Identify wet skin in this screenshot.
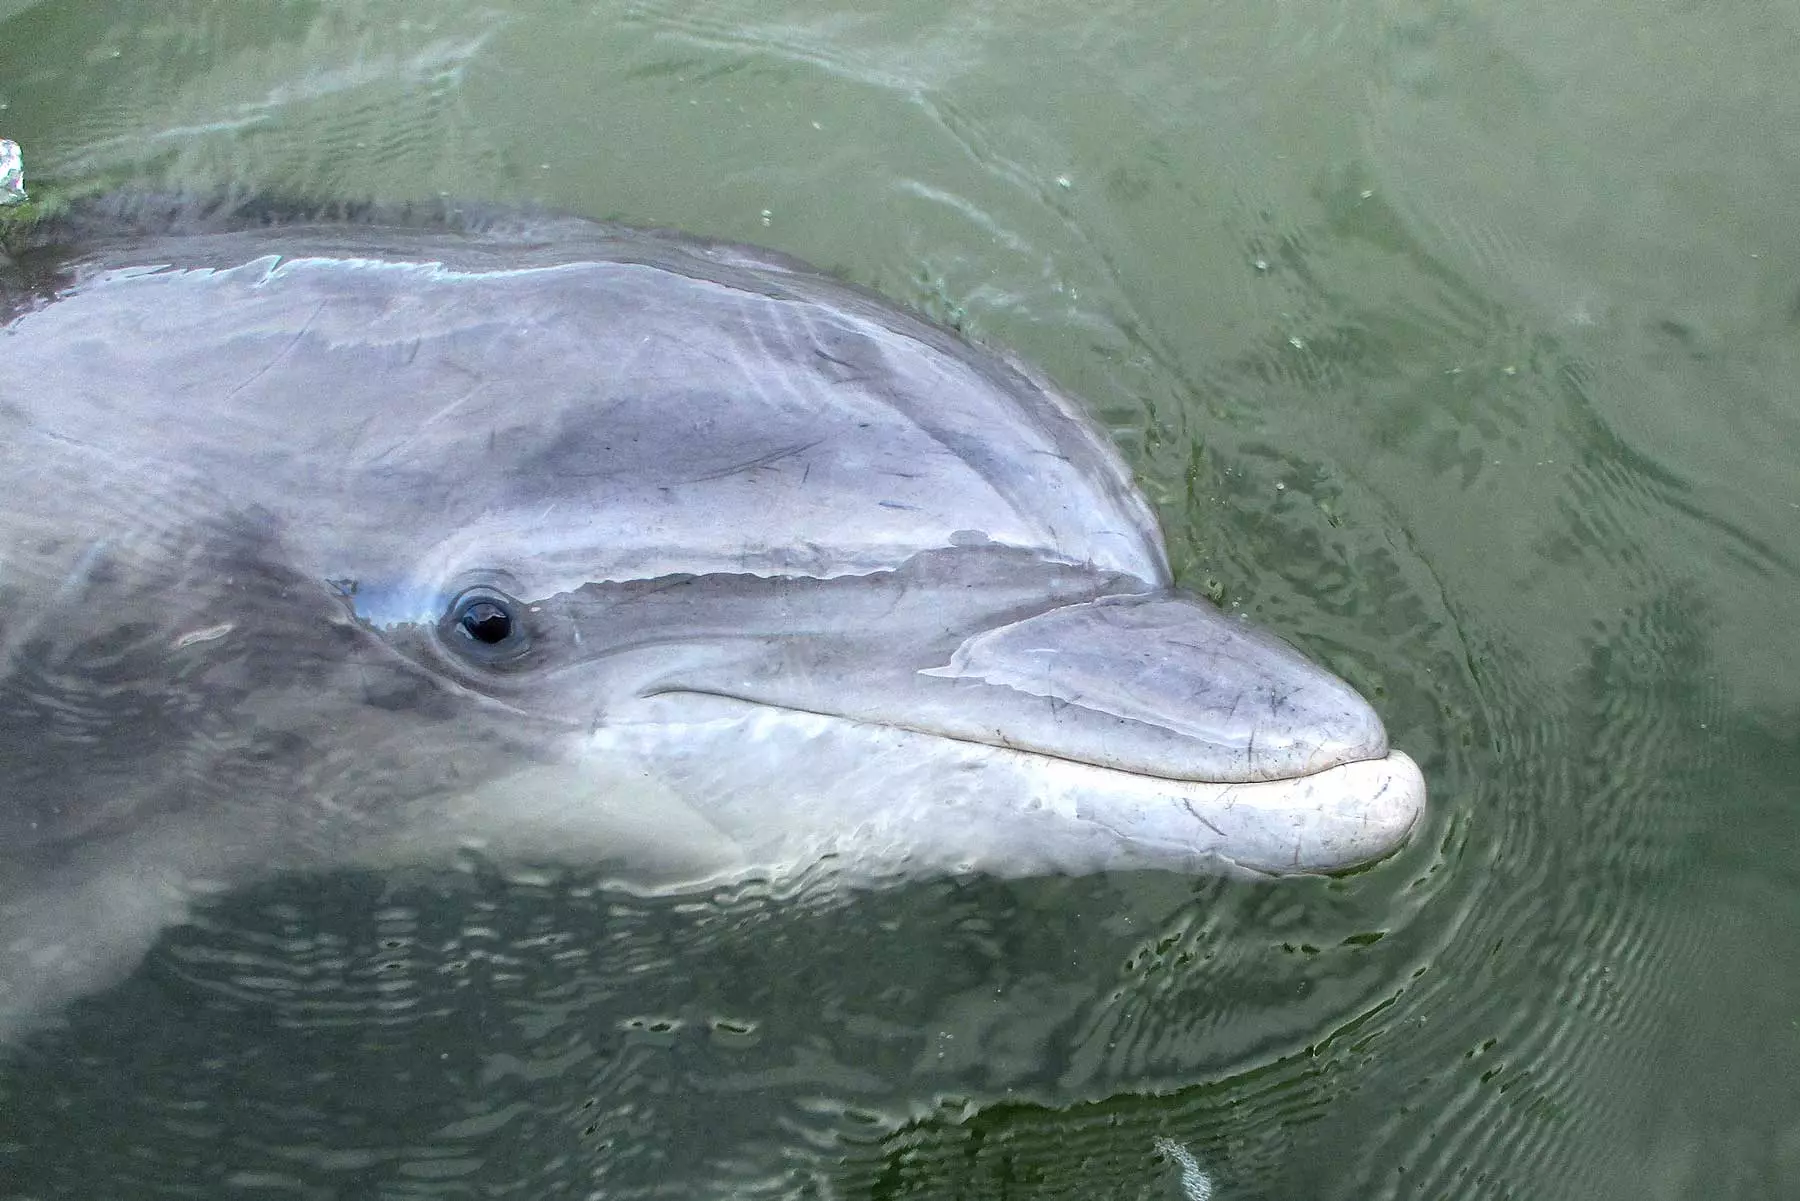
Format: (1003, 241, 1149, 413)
(0, 209, 1423, 1038)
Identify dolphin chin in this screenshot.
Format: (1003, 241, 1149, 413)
(0, 198, 1425, 1040)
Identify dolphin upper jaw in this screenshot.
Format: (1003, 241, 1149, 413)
(912, 591, 1392, 783)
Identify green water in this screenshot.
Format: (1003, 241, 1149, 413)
(3, 1, 1798, 1197)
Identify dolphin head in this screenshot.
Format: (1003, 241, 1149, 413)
(3, 217, 1423, 897)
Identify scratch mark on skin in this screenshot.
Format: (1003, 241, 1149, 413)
(1181, 799, 1226, 839)
(225, 299, 326, 403)
(365, 356, 493, 464)
(342, 412, 379, 458)
(686, 439, 823, 483)
(368, 375, 490, 464)
(417, 379, 488, 436)
(812, 348, 874, 385)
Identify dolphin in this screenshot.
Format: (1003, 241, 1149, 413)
(0, 203, 1423, 1038)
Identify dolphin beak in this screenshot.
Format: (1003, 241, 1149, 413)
(922, 593, 1388, 783)
(903, 592, 1426, 873)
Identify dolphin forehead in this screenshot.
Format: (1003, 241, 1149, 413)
(12, 234, 1168, 596)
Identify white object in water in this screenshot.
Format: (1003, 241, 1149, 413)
(1152, 1136, 1215, 1201)
(0, 139, 23, 204)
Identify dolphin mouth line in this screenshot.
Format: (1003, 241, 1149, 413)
(637, 686, 1385, 786)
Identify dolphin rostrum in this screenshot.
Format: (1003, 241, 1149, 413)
(0, 205, 1424, 1039)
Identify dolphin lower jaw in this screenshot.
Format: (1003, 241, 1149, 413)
(578, 693, 1425, 880)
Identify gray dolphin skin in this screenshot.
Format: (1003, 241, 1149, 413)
(0, 205, 1423, 1039)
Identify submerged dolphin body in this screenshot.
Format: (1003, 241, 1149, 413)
(0, 208, 1423, 1036)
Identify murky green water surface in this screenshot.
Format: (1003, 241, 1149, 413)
(3, 2, 1798, 1197)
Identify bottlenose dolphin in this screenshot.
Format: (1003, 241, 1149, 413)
(0, 204, 1423, 1038)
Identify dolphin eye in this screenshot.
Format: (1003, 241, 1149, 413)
(460, 600, 511, 644)
(441, 588, 531, 665)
